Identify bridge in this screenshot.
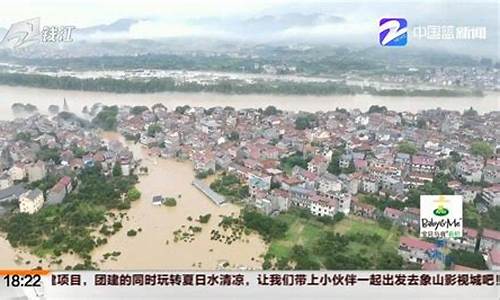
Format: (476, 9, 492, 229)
(192, 179, 226, 206)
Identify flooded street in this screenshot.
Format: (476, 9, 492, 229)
(92, 132, 266, 270)
(0, 234, 80, 269)
(0, 132, 267, 270)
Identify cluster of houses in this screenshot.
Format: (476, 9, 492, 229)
(115, 103, 499, 270)
(0, 113, 134, 215)
(397, 227, 500, 271)
(2, 102, 499, 271)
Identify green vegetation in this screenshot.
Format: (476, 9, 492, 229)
(295, 113, 318, 130)
(15, 132, 32, 142)
(11, 103, 38, 113)
(263, 105, 280, 116)
(0, 72, 481, 97)
(126, 187, 141, 201)
(482, 207, 500, 230)
(405, 173, 454, 208)
(398, 141, 418, 155)
(127, 229, 137, 237)
(92, 105, 118, 131)
(173, 225, 202, 243)
(163, 197, 177, 207)
(130, 106, 149, 115)
(368, 105, 388, 114)
(359, 194, 406, 211)
(327, 149, 354, 175)
(242, 209, 288, 242)
(175, 105, 191, 114)
(36, 146, 61, 164)
(280, 152, 311, 173)
(470, 141, 494, 160)
(147, 123, 162, 137)
(465, 204, 500, 231)
(112, 163, 122, 177)
(0, 167, 138, 262)
(195, 169, 214, 179)
(227, 131, 240, 141)
(210, 174, 249, 200)
(29, 175, 61, 196)
(264, 211, 402, 270)
(198, 214, 211, 224)
(447, 249, 487, 270)
(211, 215, 246, 245)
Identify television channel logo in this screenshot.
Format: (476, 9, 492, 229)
(379, 18, 408, 46)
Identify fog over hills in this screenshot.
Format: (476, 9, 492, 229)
(0, 1, 497, 59)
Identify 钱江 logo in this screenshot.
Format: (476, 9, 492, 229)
(379, 18, 408, 46)
(0, 17, 74, 50)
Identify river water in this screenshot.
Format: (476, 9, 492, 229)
(0, 85, 498, 120)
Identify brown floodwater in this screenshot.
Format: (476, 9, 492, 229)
(0, 85, 498, 121)
(92, 132, 267, 270)
(0, 132, 267, 270)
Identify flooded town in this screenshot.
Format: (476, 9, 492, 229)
(0, 93, 498, 271)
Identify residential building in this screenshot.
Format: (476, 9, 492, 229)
(27, 160, 46, 183)
(317, 173, 342, 194)
(481, 185, 500, 208)
(46, 176, 73, 205)
(398, 236, 436, 264)
(484, 161, 500, 184)
(455, 156, 483, 183)
(486, 248, 500, 271)
(309, 195, 337, 217)
(480, 228, 500, 253)
(447, 227, 478, 252)
(0, 172, 13, 190)
(19, 188, 44, 214)
(411, 155, 436, 174)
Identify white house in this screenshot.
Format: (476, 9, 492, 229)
(19, 188, 44, 214)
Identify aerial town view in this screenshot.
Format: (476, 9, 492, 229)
(0, 1, 498, 275)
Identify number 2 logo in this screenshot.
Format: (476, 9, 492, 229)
(379, 18, 408, 46)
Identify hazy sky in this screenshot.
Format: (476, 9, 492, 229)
(1, 0, 497, 57)
(1, 0, 289, 27)
(2, 0, 497, 27)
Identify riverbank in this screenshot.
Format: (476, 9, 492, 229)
(0, 86, 498, 122)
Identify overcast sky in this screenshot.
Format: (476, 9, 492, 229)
(1, 0, 497, 27)
(1, 0, 497, 57)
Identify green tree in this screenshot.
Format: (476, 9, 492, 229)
(376, 250, 404, 269)
(164, 197, 177, 207)
(470, 141, 493, 160)
(127, 187, 141, 201)
(398, 141, 417, 155)
(92, 106, 118, 130)
(147, 124, 162, 137)
(295, 114, 317, 130)
(130, 106, 149, 115)
(447, 249, 487, 270)
(263, 105, 279, 116)
(112, 163, 123, 177)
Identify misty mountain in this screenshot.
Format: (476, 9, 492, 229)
(76, 18, 140, 35)
(192, 13, 345, 34)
